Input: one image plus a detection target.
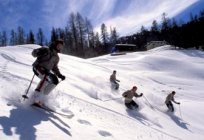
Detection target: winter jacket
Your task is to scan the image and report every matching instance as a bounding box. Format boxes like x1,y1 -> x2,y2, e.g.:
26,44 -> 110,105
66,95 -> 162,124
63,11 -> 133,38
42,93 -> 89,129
122,90 -> 142,103
165,93 -> 175,104
110,74 -> 116,82
32,47 -> 61,76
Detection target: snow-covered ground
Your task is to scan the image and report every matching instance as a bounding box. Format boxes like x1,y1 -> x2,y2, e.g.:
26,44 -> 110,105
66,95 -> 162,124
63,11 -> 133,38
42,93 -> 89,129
0,44 -> 204,140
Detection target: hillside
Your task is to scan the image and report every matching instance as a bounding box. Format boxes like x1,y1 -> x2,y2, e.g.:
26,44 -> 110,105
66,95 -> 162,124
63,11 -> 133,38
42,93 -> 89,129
0,45 -> 204,140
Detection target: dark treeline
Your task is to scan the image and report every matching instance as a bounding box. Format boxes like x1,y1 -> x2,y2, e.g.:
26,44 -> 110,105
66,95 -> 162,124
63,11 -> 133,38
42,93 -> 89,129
0,12 -> 118,58
118,10 -> 204,51
1,10 -> 204,58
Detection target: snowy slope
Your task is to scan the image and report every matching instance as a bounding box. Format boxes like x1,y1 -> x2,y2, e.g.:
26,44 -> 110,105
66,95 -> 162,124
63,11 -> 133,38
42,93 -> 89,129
0,45 -> 204,140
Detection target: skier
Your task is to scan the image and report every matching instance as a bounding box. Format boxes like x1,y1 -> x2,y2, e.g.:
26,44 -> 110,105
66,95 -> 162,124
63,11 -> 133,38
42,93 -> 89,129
110,70 -> 120,90
122,86 -> 143,109
165,91 -> 180,112
31,39 -> 66,106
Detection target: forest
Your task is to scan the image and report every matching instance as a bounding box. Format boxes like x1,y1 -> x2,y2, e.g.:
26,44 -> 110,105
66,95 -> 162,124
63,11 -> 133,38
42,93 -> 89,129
0,10 -> 204,58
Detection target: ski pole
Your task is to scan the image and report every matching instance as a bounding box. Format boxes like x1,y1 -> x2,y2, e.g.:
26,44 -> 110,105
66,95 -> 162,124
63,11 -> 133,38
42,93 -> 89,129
22,74 -> 35,100
143,95 -> 154,109
179,104 -> 182,119
102,97 -> 123,102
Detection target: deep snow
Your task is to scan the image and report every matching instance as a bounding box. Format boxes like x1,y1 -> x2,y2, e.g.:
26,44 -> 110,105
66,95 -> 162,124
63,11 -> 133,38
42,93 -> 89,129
0,45 -> 204,140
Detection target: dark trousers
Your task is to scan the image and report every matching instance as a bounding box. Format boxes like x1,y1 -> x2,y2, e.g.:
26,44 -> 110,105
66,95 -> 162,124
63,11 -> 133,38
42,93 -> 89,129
166,101 -> 174,112
33,67 -> 59,91
111,81 -> 119,90
125,100 -> 139,109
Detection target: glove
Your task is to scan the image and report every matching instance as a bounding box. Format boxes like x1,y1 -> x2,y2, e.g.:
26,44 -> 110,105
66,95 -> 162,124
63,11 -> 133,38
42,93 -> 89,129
177,102 -> 180,105
58,74 -> 66,80
140,93 -> 143,96
116,80 -> 120,82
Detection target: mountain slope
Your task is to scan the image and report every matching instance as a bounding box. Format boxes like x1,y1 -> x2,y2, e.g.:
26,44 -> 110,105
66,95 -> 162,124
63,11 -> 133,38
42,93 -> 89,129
0,45 -> 204,140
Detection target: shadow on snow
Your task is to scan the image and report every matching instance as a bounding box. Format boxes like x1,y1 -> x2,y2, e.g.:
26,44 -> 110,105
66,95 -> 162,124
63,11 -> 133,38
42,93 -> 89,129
0,105 -> 72,140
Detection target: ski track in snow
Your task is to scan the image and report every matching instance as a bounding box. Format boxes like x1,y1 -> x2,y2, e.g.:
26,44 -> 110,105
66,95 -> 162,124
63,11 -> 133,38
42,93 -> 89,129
2,93 -> 180,140
0,53 -> 30,67
53,91 -> 182,140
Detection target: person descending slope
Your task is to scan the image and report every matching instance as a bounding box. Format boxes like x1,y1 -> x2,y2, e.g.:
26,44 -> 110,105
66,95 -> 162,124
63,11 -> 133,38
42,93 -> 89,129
110,70 -> 120,90
165,91 -> 180,112
31,39 -> 66,106
122,86 -> 143,110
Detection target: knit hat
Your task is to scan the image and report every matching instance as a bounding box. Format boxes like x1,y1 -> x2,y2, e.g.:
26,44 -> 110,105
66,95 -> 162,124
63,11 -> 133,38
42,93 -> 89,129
132,86 -> 137,90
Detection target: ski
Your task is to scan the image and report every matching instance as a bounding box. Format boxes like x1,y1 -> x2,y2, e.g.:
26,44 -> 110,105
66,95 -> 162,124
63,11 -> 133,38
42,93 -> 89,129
31,103 -> 74,119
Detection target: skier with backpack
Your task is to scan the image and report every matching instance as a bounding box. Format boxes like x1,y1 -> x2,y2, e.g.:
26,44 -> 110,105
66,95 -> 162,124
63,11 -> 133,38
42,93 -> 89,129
122,86 -> 143,110
110,70 -> 120,90
165,91 -> 180,112
31,39 -> 66,106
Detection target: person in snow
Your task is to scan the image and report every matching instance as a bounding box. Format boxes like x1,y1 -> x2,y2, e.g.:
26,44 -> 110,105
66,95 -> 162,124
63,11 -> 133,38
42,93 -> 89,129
122,86 -> 143,109
165,91 -> 180,112
110,70 -> 120,90
31,39 -> 66,106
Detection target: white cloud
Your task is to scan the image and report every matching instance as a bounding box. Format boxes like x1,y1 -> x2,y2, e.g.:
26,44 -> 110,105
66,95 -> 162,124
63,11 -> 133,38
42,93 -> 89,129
42,0 -> 118,28
88,0 -> 117,22
40,0 -> 200,36
94,0 -> 199,36
1,0 -> 199,37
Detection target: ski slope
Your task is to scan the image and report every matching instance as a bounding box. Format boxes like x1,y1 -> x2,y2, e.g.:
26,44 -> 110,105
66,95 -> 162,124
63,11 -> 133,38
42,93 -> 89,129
0,44 -> 204,140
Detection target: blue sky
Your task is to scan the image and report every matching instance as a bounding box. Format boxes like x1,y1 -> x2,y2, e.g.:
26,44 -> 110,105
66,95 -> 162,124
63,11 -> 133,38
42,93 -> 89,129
0,0 -> 204,39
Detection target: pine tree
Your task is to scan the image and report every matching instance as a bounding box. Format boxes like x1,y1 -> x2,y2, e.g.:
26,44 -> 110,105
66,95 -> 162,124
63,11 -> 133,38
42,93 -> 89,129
94,32 -> 101,48
56,28 -> 65,39
3,31 -> 7,46
0,31 -> 7,46
17,26 -> 25,45
101,23 -> 109,53
85,18 -> 94,48
69,12 -> 78,51
151,20 -> 159,32
36,28 -> 44,46
101,23 -> 109,45
10,29 -> 17,45
51,27 -> 58,43
161,13 -> 171,31
63,26 -> 72,54
110,27 -> 118,46
27,30 -> 35,44
76,12 -> 86,55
